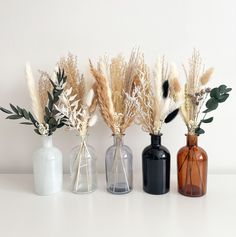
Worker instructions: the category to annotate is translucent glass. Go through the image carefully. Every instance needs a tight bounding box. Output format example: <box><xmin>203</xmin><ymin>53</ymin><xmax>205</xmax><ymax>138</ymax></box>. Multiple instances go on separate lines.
<box><xmin>70</xmin><ymin>136</ymin><xmax>97</xmax><ymax>194</ymax></box>
<box><xmin>105</xmin><ymin>134</ymin><xmax>133</xmax><ymax>194</ymax></box>
<box><xmin>177</xmin><ymin>134</ymin><xmax>208</xmax><ymax>197</ymax></box>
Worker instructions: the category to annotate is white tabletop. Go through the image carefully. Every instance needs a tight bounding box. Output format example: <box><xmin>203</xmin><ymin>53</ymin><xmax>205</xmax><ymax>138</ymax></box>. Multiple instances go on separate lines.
<box><xmin>0</xmin><ymin>174</ymin><xmax>235</xmax><ymax>237</ymax></box>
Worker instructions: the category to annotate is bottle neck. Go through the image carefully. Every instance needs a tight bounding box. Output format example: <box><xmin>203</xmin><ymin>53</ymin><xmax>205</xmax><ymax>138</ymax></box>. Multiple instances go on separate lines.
<box><xmin>150</xmin><ymin>133</ymin><xmax>162</xmax><ymax>147</ymax></box>
<box><xmin>186</xmin><ymin>133</ymin><xmax>198</xmax><ymax>146</ymax></box>
<box><xmin>42</xmin><ymin>135</ymin><xmax>53</xmax><ymax>148</ymax></box>
<box><xmin>79</xmin><ymin>134</ymin><xmax>88</xmax><ymax>143</ymax></box>
<box><xmin>113</xmin><ymin>134</ymin><xmax>124</xmax><ymax>146</ymax></box>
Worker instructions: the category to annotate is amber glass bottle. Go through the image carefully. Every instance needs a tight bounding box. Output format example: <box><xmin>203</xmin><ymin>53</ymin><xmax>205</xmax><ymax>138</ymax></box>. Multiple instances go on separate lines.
<box><xmin>177</xmin><ymin>134</ymin><xmax>207</xmax><ymax>197</ymax></box>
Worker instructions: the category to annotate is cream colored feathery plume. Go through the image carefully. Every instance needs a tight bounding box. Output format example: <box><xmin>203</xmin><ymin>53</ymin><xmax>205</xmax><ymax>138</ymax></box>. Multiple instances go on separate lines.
<box><xmin>90</xmin><ymin>61</ymin><xmax>115</xmax><ymax>132</ymax></box>
<box><xmin>181</xmin><ymin>50</ymin><xmax>214</xmax><ymax>133</ymax></box>
<box><xmin>25</xmin><ymin>63</ymin><xmax>44</xmax><ymax>123</ymax></box>
<box><xmin>130</xmin><ymin>57</ymin><xmax>182</xmax><ymax>135</ymax></box>
<box><xmin>153</xmin><ymin>57</ymin><xmax>163</xmax><ymax>103</ymax></box>
<box><xmin>98</xmin><ymin>58</ymin><xmax>115</xmax><ymax>116</ymax></box>
<box><xmin>200</xmin><ymin>67</ymin><xmax>214</xmax><ymax>86</ymax></box>
<box><xmin>38</xmin><ymin>71</ymin><xmax>52</xmax><ymax>112</ymax></box>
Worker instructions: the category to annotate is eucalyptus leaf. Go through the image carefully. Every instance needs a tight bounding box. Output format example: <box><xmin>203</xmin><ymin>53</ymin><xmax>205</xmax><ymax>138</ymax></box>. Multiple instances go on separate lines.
<box><xmin>20</xmin><ymin>122</ymin><xmax>33</xmax><ymax>125</ymax></box>
<box><xmin>217</xmin><ymin>94</ymin><xmax>229</xmax><ymax>103</ymax></box>
<box><xmin>10</xmin><ymin>104</ymin><xmax>19</xmax><ymax>114</ymax></box>
<box><xmin>219</xmin><ymin>85</ymin><xmax>227</xmax><ymax>93</ymax></box>
<box><xmin>23</xmin><ymin>109</ymin><xmax>29</xmax><ymax>119</ymax></box>
<box><xmin>210</xmin><ymin>88</ymin><xmax>220</xmax><ymax>99</ymax></box>
<box><xmin>34</xmin><ymin>129</ymin><xmax>41</xmax><ymax>135</ymax></box>
<box><xmin>29</xmin><ymin>112</ymin><xmax>38</xmax><ymax>126</ymax></box>
<box><xmin>6</xmin><ymin>114</ymin><xmax>22</xmax><ymax>119</ymax></box>
<box><xmin>0</xmin><ymin>107</ymin><xmax>12</xmax><ymax>114</ymax></box>
<box><xmin>225</xmin><ymin>88</ymin><xmax>232</xmax><ymax>93</ymax></box>
<box><xmin>201</xmin><ymin>117</ymin><xmax>213</xmax><ymax>123</ymax></box>
<box><xmin>17</xmin><ymin>106</ymin><xmax>23</xmax><ymax>115</ymax></box>
<box><xmin>206</xmin><ymin>98</ymin><xmax>218</xmax><ymax>110</ymax></box>
<box><xmin>202</xmin><ymin>109</ymin><xmax>210</xmax><ymax>113</ymax></box>
<box><xmin>195</xmin><ymin>127</ymin><xmax>205</xmax><ymax>135</ymax></box>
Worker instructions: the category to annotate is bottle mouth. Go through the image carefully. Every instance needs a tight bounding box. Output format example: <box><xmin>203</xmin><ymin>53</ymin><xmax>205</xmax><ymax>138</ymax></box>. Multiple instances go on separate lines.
<box><xmin>149</xmin><ymin>133</ymin><xmax>163</xmax><ymax>137</ymax></box>
<box><xmin>112</xmin><ymin>133</ymin><xmax>125</xmax><ymax>137</ymax></box>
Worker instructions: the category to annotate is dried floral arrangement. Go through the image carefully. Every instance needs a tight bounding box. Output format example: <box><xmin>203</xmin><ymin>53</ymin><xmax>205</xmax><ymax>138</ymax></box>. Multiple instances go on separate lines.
<box><xmin>181</xmin><ymin>50</ymin><xmax>232</xmax><ymax>135</ymax></box>
<box><xmin>0</xmin><ymin>65</ymin><xmax>67</xmax><ymax>136</ymax></box>
<box><xmin>127</xmin><ymin>57</ymin><xmax>182</xmax><ymax>135</ymax></box>
<box><xmin>89</xmin><ymin>50</ymin><xmax>142</xmax><ymax>135</ymax></box>
<box><xmin>55</xmin><ymin>54</ymin><xmax>98</xmax><ymax>137</ymax></box>
<box><xmin>54</xmin><ymin>54</ymin><xmax>98</xmax><ymax>192</ymax></box>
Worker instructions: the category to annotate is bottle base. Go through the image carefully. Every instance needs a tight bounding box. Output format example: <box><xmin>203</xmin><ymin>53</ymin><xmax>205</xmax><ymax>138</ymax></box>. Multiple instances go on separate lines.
<box><xmin>35</xmin><ymin>187</ymin><xmax>62</xmax><ymax>196</ymax></box>
<box><xmin>72</xmin><ymin>188</ymin><xmax>97</xmax><ymax>194</ymax></box>
<box><xmin>143</xmin><ymin>187</ymin><xmax>169</xmax><ymax>195</ymax></box>
<box><xmin>107</xmin><ymin>183</ymin><xmax>132</xmax><ymax>195</ymax></box>
<box><xmin>72</xmin><ymin>183</ymin><xmax>97</xmax><ymax>194</ymax></box>
<box><xmin>178</xmin><ymin>184</ymin><xmax>206</xmax><ymax>197</ymax></box>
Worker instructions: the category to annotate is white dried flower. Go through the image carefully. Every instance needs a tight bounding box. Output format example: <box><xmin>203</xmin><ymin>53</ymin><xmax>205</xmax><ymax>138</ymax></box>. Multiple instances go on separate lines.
<box><xmin>88</xmin><ymin>114</ymin><xmax>97</xmax><ymax>127</ymax></box>
<box><xmin>85</xmin><ymin>89</ymin><xmax>94</xmax><ymax>107</ymax></box>
<box><xmin>38</xmin><ymin>123</ymin><xmax>49</xmax><ymax>136</ymax></box>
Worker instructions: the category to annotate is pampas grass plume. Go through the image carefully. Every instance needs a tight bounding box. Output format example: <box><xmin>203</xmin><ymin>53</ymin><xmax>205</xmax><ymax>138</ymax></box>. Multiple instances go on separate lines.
<box><xmin>25</xmin><ymin>63</ymin><xmax>44</xmax><ymax>123</ymax></box>
<box><xmin>200</xmin><ymin>67</ymin><xmax>214</xmax><ymax>85</ymax></box>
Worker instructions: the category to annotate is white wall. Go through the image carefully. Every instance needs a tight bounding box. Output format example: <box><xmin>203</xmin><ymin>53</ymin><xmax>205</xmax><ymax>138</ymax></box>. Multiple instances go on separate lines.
<box><xmin>0</xmin><ymin>0</ymin><xmax>235</xmax><ymax>174</ymax></box>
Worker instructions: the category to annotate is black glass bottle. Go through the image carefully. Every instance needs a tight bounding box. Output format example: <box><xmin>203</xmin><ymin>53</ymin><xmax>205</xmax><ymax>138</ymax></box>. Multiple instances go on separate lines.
<box><xmin>142</xmin><ymin>134</ymin><xmax>170</xmax><ymax>194</ymax></box>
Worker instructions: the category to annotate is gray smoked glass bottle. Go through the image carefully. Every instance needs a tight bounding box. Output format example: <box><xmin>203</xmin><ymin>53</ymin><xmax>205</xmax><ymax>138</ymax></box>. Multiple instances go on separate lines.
<box><xmin>105</xmin><ymin>134</ymin><xmax>133</xmax><ymax>194</ymax></box>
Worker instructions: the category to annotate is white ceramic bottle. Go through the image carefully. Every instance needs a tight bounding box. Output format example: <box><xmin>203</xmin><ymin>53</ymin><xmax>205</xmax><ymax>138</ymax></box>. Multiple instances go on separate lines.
<box><xmin>33</xmin><ymin>136</ymin><xmax>63</xmax><ymax>195</ymax></box>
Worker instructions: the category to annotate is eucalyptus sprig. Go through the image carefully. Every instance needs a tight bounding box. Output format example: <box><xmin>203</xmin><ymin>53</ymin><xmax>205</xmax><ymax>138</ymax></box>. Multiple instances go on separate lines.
<box><xmin>195</xmin><ymin>84</ymin><xmax>232</xmax><ymax>135</ymax></box>
<box><xmin>0</xmin><ymin>68</ymin><xmax>67</xmax><ymax>136</ymax></box>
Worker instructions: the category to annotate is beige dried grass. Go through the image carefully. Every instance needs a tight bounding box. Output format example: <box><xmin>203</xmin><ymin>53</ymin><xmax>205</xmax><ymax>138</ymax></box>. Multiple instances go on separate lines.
<box><xmin>90</xmin><ymin>49</ymin><xmax>142</xmax><ymax>134</ymax></box>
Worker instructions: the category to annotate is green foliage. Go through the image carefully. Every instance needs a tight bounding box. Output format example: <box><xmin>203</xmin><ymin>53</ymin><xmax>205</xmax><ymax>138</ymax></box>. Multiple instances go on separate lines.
<box><xmin>0</xmin><ymin>68</ymin><xmax>67</xmax><ymax>136</ymax></box>
<box><xmin>195</xmin><ymin>84</ymin><xmax>231</xmax><ymax>136</ymax></box>
<box><xmin>0</xmin><ymin>104</ymin><xmax>39</xmax><ymax>133</ymax></box>
<box><xmin>43</xmin><ymin>68</ymin><xmax>67</xmax><ymax>136</ymax></box>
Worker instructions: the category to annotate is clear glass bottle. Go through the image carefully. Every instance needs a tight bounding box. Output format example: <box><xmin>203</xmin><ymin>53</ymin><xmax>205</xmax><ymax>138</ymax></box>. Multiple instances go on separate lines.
<box><xmin>70</xmin><ymin>135</ymin><xmax>97</xmax><ymax>194</ymax></box>
<box><xmin>105</xmin><ymin>134</ymin><xmax>133</xmax><ymax>194</ymax></box>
